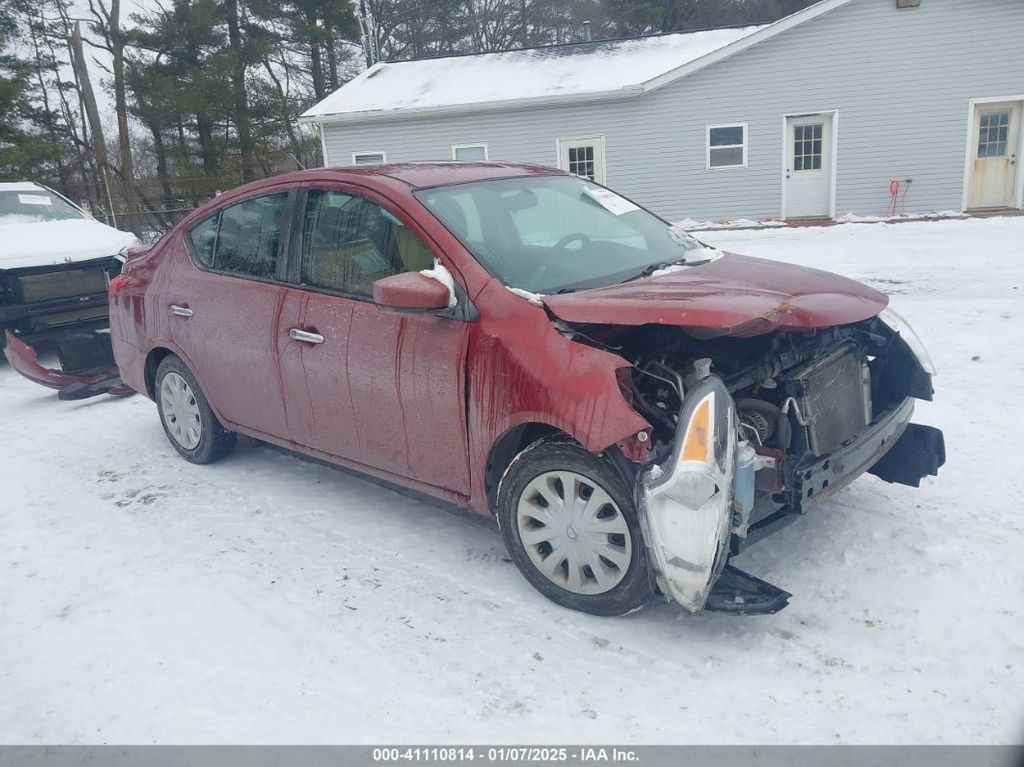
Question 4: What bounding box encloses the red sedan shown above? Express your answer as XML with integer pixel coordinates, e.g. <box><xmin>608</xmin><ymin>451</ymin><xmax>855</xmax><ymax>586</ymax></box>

<box><xmin>107</xmin><ymin>163</ymin><xmax>944</xmax><ymax>616</ymax></box>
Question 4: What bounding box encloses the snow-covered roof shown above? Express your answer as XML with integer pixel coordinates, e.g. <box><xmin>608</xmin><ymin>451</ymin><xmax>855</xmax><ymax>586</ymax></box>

<box><xmin>0</xmin><ymin>182</ymin><xmax>47</xmax><ymax>192</ymax></box>
<box><xmin>302</xmin><ymin>0</ymin><xmax>863</xmax><ymax>125</ymax></box>
<box><xmin>302</xmin><ymin>25</ymin><xmax>765</xmax><ymax>123</ymax></box>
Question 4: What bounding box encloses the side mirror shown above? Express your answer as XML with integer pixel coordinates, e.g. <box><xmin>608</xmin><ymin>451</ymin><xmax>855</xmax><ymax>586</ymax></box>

<box><xmin>373</xmin><ymin>272</ymin><xmax>451</xmax><ymax>312</ymax></box>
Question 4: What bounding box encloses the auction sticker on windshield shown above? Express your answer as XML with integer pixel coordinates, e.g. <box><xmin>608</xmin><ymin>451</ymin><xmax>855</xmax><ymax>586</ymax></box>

<box><xmin>18</xmin><ymin>194</ymin><xmax>53</xmax><ymax>205</ymax></box>
<box><xmin>584</xmin><ymin>187</ymin><xmax>639</xmax><ymax>216</ymax></box>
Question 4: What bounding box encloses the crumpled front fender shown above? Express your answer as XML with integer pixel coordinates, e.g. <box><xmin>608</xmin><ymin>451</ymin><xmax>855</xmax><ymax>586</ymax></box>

<box><xmin>637</xmin><ymin>374</ymin><xmax>736</xmax><ymax>612</ymax></box>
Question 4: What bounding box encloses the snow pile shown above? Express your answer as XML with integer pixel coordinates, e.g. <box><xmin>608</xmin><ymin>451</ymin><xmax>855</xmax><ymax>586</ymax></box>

<box><xmin>0</xmin><ymin>181</ymin><xmax>49</xmax><ymax>192</ymax></box>
<box><xmin>676</xmin><ymin>217</ymin><xmax>789</xmax><ymax>231</ymax></box>
<box><xmin>0</xmin><ymin>214</ymin><xmax>50</xmax><ymax>225</ymax></box>
<box><xmin>677</xmin><ymin>211</ymin><xmax>970</xmax><ymax>232</ymax></box>
<box><xmin>505</xmin><ymin>286</ymin><xmax>545</xmax><ymax>306</ymax></box>
<box><xmin>647</xmin><ymin>263</ymin><xmax>688</xmax><ymax>278</ymax></box>
<box><xmin>834</xmin><ymin>211</ymin><xmax>967</xmax><ymax>224</ymax></box>
<box><xmin>646</xmin><ymin>245</ymin><xmax>724</xmax><ymax>278</ymax></box>
<box><xmin>420</xmin><ymin>259</ymin><xmax>458</xmax><ymax>308</ymax></box>
<box><xmin>303</xmin><ymin>26</ymin><xmax>764</xmax><ymax>119</ymax></box>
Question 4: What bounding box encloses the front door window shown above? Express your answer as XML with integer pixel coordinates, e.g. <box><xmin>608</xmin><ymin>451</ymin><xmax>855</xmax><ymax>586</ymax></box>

<box><xmin>299</xmin><ymin>189</ymin><xmax>435</xmax><ymax>297</ymax></box>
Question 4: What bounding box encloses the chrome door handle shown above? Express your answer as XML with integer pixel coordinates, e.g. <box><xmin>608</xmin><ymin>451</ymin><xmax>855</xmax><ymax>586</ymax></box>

<box><xmin>289</xmin><ymin>328</ymin><xmax>324</xmax><ymax>344</ymax></box>
<box><xmin>169</xmin><ymin>304</ymin><xmax>193</xmax><ymax>318</ymax></box>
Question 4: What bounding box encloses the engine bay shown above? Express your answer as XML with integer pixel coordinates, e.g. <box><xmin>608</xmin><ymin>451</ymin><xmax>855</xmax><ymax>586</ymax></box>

<box><xmin>558</xmin><ymin>315</ymin><xmax>934</xmax><ymax>527</ymax></box>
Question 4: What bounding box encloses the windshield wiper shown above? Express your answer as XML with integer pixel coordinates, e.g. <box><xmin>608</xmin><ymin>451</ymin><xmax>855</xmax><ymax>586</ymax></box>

<box><xmin>621</xmin><ymin>258</ymin><xmax>688</xmax><ymax>284</ymax></box>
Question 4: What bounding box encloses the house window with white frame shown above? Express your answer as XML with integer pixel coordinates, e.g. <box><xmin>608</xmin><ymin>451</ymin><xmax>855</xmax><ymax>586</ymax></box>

<box><xmin>452</xmin><ymin>143</ymin><xmax>488</xmax><ymax>161</ymax></box>
<box><xmin>352</xmin><ymin>151</ymin><xmax>386</xmax><ymax>165</ymax></box>
<box><xmin>706</xmin><ymin>124</ymin><xmax>747</xmax><ymax>169</ymax></box>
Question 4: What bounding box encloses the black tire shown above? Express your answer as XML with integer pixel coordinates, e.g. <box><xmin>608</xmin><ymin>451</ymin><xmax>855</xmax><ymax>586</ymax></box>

<box><xmin>497</xmin><ymin>438</ymin><xmax>650</xmax><ymax>616</ymax></box>
<box><xmin>154</xmin><ymin>354</ymin><xmax>236</xmax><ymax>464</ymax></box>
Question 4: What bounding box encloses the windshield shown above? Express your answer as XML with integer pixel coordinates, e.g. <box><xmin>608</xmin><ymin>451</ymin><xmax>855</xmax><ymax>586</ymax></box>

<box><xmin>0</xmin><ymin>189</ymin><xmax>88</xmax><ymax>224</ymax></box>
<box><xmin>415</xmin><ymin>175</ymin><xmax>716</xmax><ymax>293</ymax></box>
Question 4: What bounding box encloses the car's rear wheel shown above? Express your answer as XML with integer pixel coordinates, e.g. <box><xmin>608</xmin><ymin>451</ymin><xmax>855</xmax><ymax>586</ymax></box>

<box><xmin>497</xmin><ymin>438</ymin><xmax>650</xmax><ymax>616</ymax></box>
<box><xmin>154</xmin><ymin>355</ymin><xmax>236</xmax><ymax>464</ymax></box>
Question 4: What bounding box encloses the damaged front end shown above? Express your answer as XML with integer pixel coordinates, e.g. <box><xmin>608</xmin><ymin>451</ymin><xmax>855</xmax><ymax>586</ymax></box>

<box><xmin>602</xmin><ymin>312</ymin><xmax>946</xmax><ymax>615</ymax></box>
<box><xmin>637</xmin><ymin>366</ymin><xmax>734</xmax><ymax>609</ymax></box>
<box><xmin>3</xmin><ymin>329</ymin><xmax>132</xmax><ymax>400</ymax></box>
<box><xmin>2</xmin><ymin>252</ymin><xmax>141</xmax><ymax>399</ymax></box>
<box><xmin>635</xmin><ymin>365</ymin><xmax>792</xmax><ymax>615</ymax></box>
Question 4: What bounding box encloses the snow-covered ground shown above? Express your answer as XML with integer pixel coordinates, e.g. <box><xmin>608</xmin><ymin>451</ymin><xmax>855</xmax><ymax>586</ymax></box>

<box><xmin>1</xmin><ymin>217</ymin><xmax>1022</xmax><ymax>744</ymax></box>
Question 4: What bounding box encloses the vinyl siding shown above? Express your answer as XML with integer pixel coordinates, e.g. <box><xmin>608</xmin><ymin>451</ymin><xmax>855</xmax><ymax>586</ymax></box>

<box><xmin>320</xmin><ymin>0</ymin><xmax>1024</xmax><ymax>221</ymax></box>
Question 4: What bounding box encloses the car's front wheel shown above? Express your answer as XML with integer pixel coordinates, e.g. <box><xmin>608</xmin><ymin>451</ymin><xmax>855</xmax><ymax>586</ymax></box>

<box><xmin>497</xmin><ymin>438</ymin><xmax>650</xmax><ymax>616</ymax></box>
<box><xmin>154</xmin><ymin>355</ymin><xmax>236</xmax><ymax>464</ymax></box>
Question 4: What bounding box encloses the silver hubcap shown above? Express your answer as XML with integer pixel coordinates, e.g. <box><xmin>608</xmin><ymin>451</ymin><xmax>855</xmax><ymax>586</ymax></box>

<box><xmin>516</xmin><ymin>470</ymin><xmax>633</xmax><ymax>595</ymax></box>
<box><xmin>159</xmin><ymin>371</ymin><xmax>202</xmax><ymax>450</ymax></box>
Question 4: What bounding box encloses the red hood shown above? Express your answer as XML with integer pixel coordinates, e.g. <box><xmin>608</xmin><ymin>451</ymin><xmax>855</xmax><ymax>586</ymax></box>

<box><xmin>541</xmin><ymin>253</ymin><xmax>888</xmax><ymax>337</ymax></box>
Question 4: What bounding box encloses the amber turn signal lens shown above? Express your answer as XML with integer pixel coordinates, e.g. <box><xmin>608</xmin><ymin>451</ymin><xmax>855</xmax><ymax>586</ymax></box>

<box><xmin>681</xmin><ymin>396</ymin><xmax>711</xmax><ymax>463</ymax></box>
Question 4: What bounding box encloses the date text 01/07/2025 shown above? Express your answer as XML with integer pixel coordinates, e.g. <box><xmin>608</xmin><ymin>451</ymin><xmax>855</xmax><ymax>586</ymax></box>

<box><xmin>371</xmin><ymin>747</ymin><xmax>641</xmax><ymax>762</ymax></box>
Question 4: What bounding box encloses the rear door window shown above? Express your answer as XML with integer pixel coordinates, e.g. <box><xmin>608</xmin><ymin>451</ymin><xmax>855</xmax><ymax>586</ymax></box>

<box><xmin>187</xmin><ymin>213</ymin><xmax>220</xmax><ymax>268</ymax></box>
<box><xmin>185</xmin><ymin>192</ymin><xmax>291</xmax><ymax>279</ymax></box>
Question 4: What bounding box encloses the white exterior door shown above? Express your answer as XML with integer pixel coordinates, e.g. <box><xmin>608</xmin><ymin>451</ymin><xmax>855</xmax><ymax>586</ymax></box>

<box><xmin>967</xmin><ymin>101</ymin><xmax>1022</xmax><ymax>210</ymax></box>
<box><xmin>784</xmin><ymin>114</ymin><xmax>834</xmax><ymax>219</ymax></box>
<box><xmin>557</xmin><ymin>136</ymin><xmax>606</xmax><ymax>184</ymax></box>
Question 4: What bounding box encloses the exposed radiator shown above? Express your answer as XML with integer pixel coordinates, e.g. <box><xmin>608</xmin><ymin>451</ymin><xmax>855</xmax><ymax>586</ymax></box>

<box><xmin>788</xmin><ymin>343</ymin><xmax>872</xmax><ymax>457</ymax></box>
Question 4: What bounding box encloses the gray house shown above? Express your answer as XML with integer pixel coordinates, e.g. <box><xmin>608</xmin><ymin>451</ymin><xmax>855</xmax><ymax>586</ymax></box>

<box><xmin>301</xmin><ymin>0</ymin><xmax>1024</xmax><ymax>223</ymax></box>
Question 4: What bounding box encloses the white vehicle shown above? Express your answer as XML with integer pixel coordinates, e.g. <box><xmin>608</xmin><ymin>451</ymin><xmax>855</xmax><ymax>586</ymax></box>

<box><xmin>0</xmin><ymin>182</ymin><xmax>139</xmax><ymax>346</ymax></box>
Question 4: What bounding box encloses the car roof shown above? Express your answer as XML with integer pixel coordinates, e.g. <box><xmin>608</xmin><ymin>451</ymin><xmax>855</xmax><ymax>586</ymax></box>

<box><xmin>257</xmin><ymin>162</ymin><xmax>566</xmax><ymax>192</ymax></box>
<box><xmin>361</xmin><ymin>161</ymin><xmax>565</xmax><ymax>188</ymax></box>
<box><xmin>0</xmin><ymin>182</ymin><xmax>48</xmax><ymax>192</ymax></box>
<box><xmin>176</xmin><ymin>162</ymin><xmax>569</xmax><ymax>234</ymax></box>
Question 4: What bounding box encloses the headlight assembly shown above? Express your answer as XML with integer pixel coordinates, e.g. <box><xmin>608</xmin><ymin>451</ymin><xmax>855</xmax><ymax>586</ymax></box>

<box><xmin>879</xmin><ymin>306</ymin><xmax>936</xmax><ymax>376</ymax></box>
